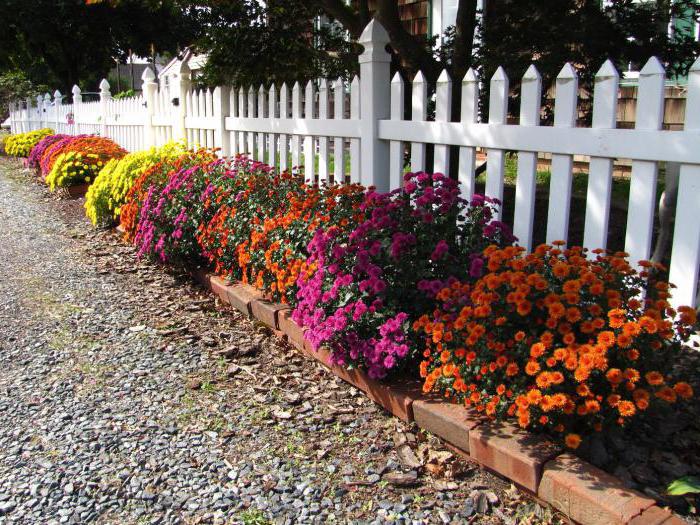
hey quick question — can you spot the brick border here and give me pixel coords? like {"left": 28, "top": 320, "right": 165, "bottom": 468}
{"left": 64, "top": 182, "right": 89, "bottom": 198}
{"left": 187, "top": 271, "right": 680, "bottom": 525}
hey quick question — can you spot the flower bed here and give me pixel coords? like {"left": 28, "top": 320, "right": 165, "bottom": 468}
{"left": 415, "top": 243, "right": 696, "bottom": 449}
{"left": 8, "top": 138, "right": 700, "bottom": 522}
{"left": 5, "top": 128, "right": 53, "bottom": 157}
{"left": 27, "top": 133, "right": 70, "bottom": 172}
{"left": 21, "top": 133, "right": 700, "bottom": 461}
{"left": 84, "top": 142, "right": 186, "bottom": 227}
{"left": 44, "top": 136, "right": 126, "bottom": 190}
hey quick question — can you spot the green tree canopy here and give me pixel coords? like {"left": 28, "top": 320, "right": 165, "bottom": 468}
{"left": 0, "top": 0, "right": 199, "bottom": 92}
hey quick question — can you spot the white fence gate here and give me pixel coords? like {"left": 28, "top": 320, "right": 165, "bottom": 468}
{"left": 8, "top": 20, "right": 700, "bottom": 309}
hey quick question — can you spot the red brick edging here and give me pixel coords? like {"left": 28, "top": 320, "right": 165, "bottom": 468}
{"left": 64, "top": 183, "right": 89, "bottom": 198}
{"left": 190, "top": 270, "right": 681, "bottom": 525}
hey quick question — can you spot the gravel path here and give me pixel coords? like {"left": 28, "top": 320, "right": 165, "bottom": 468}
{"left": 0, "top": 158, "right": 557, "bottom": 525}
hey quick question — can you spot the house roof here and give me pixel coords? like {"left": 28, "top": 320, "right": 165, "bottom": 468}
{"left": 159, "top": 48, "right": 208, "bottom": 78}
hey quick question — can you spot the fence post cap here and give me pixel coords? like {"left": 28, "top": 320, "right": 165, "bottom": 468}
{"left": 141, "top": 66, "right": 156, "bottom": 82}
{"left": 359, "top": 18, "right": 390, "bottom": 45}
{"left": 43, "top": 93, "right": 51, "bottom": 102}
{"left": 690, "top": 56, "right": 700, "bottom": 73}
{"left": 358, "top": 19, "right": 390, "bottom": 63}
{"left": 437, "top": 69, "right": 452, "bottom": 84}
{"left": 53, "top": 89, "right": 62, "bottom": 99}
{"left": 557, "top": 62, "right": 578, "bottom": 81}
{"left": 99, "top": 78, "right": 111, "bottom": 91}
{"left": 640, "top": 56, "right": 665, "bottom": 76}
{"left": 595, "top": 59, "right": 619, "bottom": 80}
{"left": 72, "top": 84, "right": 81, "bottom": 95}
{"left": 522, "top": 64, "right": 541, "bottom": 82}
{"left": 463, "top": 68, "right": 478, "bottom": 83}
{"left": 491, "top": 66, "right": 508, "bottom": 83}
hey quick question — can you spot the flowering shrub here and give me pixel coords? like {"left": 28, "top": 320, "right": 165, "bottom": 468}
{"left": 197, "top": 157, "right": 364, "bottom": 303}
{"left": 415, "top": 243, "right": 697, "bottom": 449}
{"left": 292, "top": 172, "right": 515, "bottom": 379}
{"left": 197, "top": 157, "right": 292, "bottom": 282}
{"left": 27, "top": 134, "right": 69, "bottom": 172}
{"left": 120, "top": 150, "right": 217, "bottom": 242}
{"left": 133, "top": 152, "right": 224, "bottom": 262}
{"left": 84, "top": 142, "right": 186, "bottom": 227}
{"left": 39, "top": 135, "right": 87, "bottom": 177}
{"left": 245, "top": 182, "right": 366, "bottom": 303}
{"left": 45, "top": 136, "right": 127, "bottom": 190}
{"left": 5, "top": 128, "right": 53, "bottom": 157}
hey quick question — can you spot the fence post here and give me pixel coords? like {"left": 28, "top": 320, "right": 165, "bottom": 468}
{"left": 8, "top": 101, "right": 14, "bottom": 133}
{"left": 72, "top": 85, "right": 81, "bottom": 135}
{"left": 43, "top": 94, "right": 51, "bottom": 132}
{"left": 212, "top": 85, "right": 230, "bottom": 157}
{"left": 358, "top": 19, "right": 391, "bottom": 191}
{"left": 99, "top": 79, "right": 111, "bottom": 138}
{"left": 36, "top": 95, "right": 44, "bottom": 129}
{"left": 174, "top": 61, "right": 190, "bottom": 144}
{"left": 53, "top": 90, "right": 63, "bottom": 132}
{"left": 141, "top": 67, "right": 157, "bottom": 149}
{"left": 25, "top": 97, "right": 33, "bottom": 131}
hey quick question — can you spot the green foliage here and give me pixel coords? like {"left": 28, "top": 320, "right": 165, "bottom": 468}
{"left": 194, "top": 0, "right": 359, "bottom": 87}
{"left": 0, "top": 0, "right": 199, "bottom": 92}
{"left": 84, "top": 142, "right": 186, "bottom": 227}
{"left": 113, "top": 89, "right": 136, "bottom": 100}
{"left": 668, "top": 476, "right": 700, "bottom": 496}
{"left": 0, "top": 71, "right": 48, "bottom": 121}
{"left": 475, "top": 0, "right": 700, "bottom": 121}
{"left": 4, "top": 128, "right": 53, "bottom": 157}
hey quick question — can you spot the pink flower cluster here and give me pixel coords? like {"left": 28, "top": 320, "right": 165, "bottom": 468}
{"left": 293, "top": 172, "right": 515, "bottom": 378}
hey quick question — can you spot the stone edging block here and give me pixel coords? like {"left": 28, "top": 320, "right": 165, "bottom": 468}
{"left": 469, "top": 421, "right": 563, "bottom": 492}
{"left": 65, "top": 183, "right": 89, "bottom": 198}
{"left": 538, "top": 453, "right": 656, "bottom": 524}
{"left": 412, "top": 399, "right": 482, "bottom": 453}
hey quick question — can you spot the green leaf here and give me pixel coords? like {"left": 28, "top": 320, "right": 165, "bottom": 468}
{"left": 667, "top": 476, "right": 700, "bottom": 496}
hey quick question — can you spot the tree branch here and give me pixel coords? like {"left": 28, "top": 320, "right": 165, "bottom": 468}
{"left": 374, "top": 0, "right": 440, "bottom": 80}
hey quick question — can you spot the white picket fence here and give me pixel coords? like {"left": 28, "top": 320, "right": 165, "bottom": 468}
{"left": 8, "top": 20, "right": 700, "bottom": 309}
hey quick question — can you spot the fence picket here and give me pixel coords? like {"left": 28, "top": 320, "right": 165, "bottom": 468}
{"left": 318, "top": 79, "right": 330, "bottom": 184}
{"left": 513, "top": 65, "right": 542, "bottom": 251}
{"left": 434, "top": 70, "right": 452, "bottom": 175}
{"left": 205, "top": 89, "right": 215, "bottom": 148}
{"left": 304, "top": 80, "right": 316, "bottom": 183}
{"left": 668, "top": 57, "right": 700, "bottom": 308}
{"left": 333, "top": 78, "right": 346, "bottom": 184}
{"left": 247, "top": 86, "right": 256, "bottom": 157}
{"left": 268, "top": 84, "right": 277, "bottom": 169}
{"left": 624, "top": 57, "right": 665, "bottom": 267}
{"left": 230, "top": 88, "right": 239, "bottom": 155}
{"left": 546, "top": 63, "right": 578, "bottom": 244}
{"left": 583, "top": 60, "right": 619, "bottom": 255}
{"left": 350, "top": 76, "right": 360, "bottom": 184}
{"left": 238, "top": 87, "right": 247, "bottom": 155}
{"left": 291, "top": 82, "right": 302, "bottom": 172}
{"left": 279, "top": 83, "right": 289, "bottom": 172}
{"left": 410, "top": 71, "right": 427, "bottom": 172}
{"left": 486, "top": 67, "right": 508, "bottom": 217}
{"left": 390, "top": 73, "right": 405, "bottom": 189}
{"left": 257, "top": 85, "right": 267, "bottom": 162}
{"left": 459, "top": 69, "right": 479, "bottom": 202}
